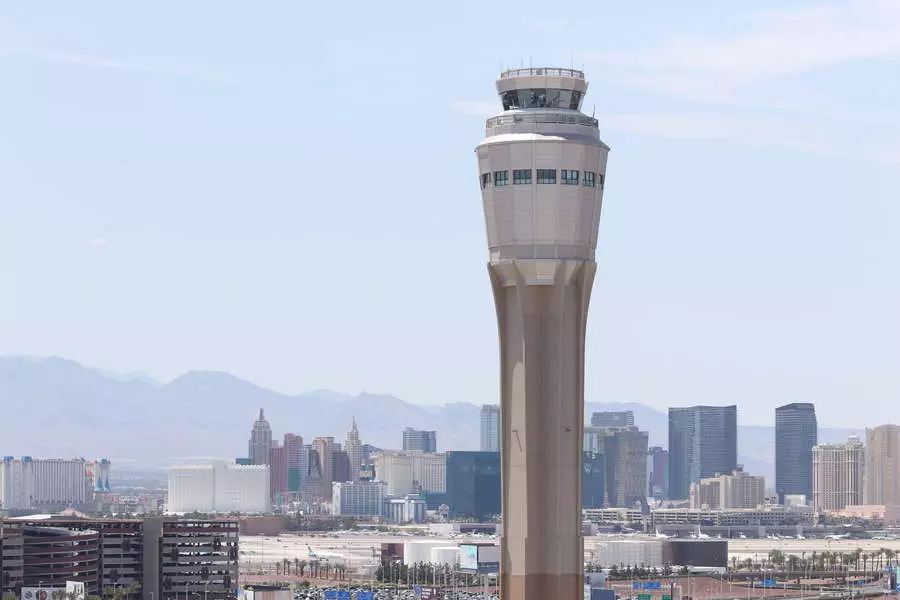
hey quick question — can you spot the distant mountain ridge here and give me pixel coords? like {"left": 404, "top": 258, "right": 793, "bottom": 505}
{"left": 0, "top": 356, "right": 864, "bottom": 482}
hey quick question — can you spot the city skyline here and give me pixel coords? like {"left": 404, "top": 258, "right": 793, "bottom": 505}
{"left": 4, "top": 2, "right": 900, "bottom": 428}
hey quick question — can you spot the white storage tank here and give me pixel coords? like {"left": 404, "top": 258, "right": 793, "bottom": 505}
{"left": 403, "top": 541, "right": 447, "bottom": 565}
{"left": 430, "top": 546, "right": 460, "bottom": 566}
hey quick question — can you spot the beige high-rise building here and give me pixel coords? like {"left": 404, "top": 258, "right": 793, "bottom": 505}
{"left": 372, "top": 451, "right": 446, "bottom": 496}
{"left": 691, "top": 478, "right": 720, "bottom": 509}
{"left": 583, "top": 426, "right": 648, "bottom": 507}
{"left": 721, "top": 467, "right": 765, "bottom": 509}
{"left": 865, "top": 425, "right": 900, "bottom": 505}
{"left": 477, "top": 67, "right": 609, "bottom": 600}
{"left": 345, "top": 418, "right": 363, "bottom": 476}
{"left": 691, "top": 467, "right": 764, "bottom": 509}
{"left": 312, "top": 436, "right": 340, "bottom": 502}
{"left": 812, "top": 436, "right": 865, "bottom": 511}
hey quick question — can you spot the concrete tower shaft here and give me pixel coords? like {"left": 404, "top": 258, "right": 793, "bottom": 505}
{"left": 477, "top": 67, "right": 609, "bottom": 600}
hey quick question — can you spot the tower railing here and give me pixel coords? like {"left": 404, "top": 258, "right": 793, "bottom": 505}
{"left": 486, "top": 112, "right": 598, "bottom": 128}
{"left": 499, "top": 67, "right": 585, "bottom": 79}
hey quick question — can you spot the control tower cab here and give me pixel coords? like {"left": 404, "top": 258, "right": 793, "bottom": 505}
{"left": 477, "top": 68, "right": 609, "bottom": 265}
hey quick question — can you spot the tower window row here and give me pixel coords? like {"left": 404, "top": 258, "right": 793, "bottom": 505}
{"left": 480, "top": 169, "right": 604, "bottom": 188}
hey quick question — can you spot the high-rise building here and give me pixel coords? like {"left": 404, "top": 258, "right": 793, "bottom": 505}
{"left": 668, "top": 405, "right": 738, "bottom": 500}
{"left": 301, "top": 447, "right": 323, "bottom": 500}
{"left": 268, "top": 442, "right": 288, "bottom": 503}
{"left": 1, "top": 457, "right": 107, "bottom": 510}
{"left": 813, "top": 436, "right": 865, "bottom": 511}
{"left": 775, "top": 403, "right": 817, "bottom": 504}
{"left": 445, "top": 451, "right": 501, "bottom": 519}
{"left": 591, "top": 411, "right": 634, "bottom": 428}
{"left": 248, "top": 408, "right": 272, "bottom": 466}
{"left": 480, "top": 405, "right": 501, "bottom": 452}
{"left": 372, "top": 451, "right": 446, "bottom": 496}
{"left": 582, "top": 426, "right": 648, "bottom": 507}
{"left": 648, "top": 446, "right": 669, "bottom": 498}
{"left": 692, "top": 466, "right": 764, "bottom": 509}
{"left": 332, "top": 481, "right": 387, "bottom": 517}
{"left": 581, "top": 452, "right": 605, "bottom": 509}
{"left": 477, "top": 66, "right": 609, "bottom": 600}
{"left": 601, "top": 427, "right": 649, "bottom": 508}
{"left": 312, "top": 436, "right": 339, "bottom": 501}
{"left": 167, "top": 461, "right": 269, "bottom": 513}
{"left": 865, "top": 424, "right": 900, "bottom": 505}
{"left": 402, "top": 428, "right": 437, "bottom": 453}
{"left": 345, "top": 418, "right": 363, "bottom": 476}
{"left": 332, "top": 450, "right": 351, "bottom": 484}
{"left": 283, "top": 433, "right": 304, "bottom": 493}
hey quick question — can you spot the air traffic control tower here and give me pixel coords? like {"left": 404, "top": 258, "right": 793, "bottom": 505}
{"left": 476, "top": 68, "right": 610, "bottom": 600}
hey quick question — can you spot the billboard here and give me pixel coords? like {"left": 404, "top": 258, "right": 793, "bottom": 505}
{"left": 458, "top": 543, "right": 499, "bottom": 574}
{"left": 459, "top": 544, "right": 479, "bottom": 571}
{"left": 21, "top": 589, "right": 64, "bottom": 600}
{"left": 66, "top": 582, "right": 86, "bottom": 600}
{"left": 477, "top": 544, "right": 500, "bottom": 572}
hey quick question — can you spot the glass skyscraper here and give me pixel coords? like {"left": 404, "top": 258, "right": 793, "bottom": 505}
{"left": 668, "top": 405, "right": 737, "bottom": 500}
{"left": 402, "top": 428, "right": 437, "bottom": 453}
{"left": 775, "top": 403, "right": 817, "bottom": 504}
{"left": 445, "top": 451, "right": 501, "bottom": 519}
{"left": 480, "top": 404, "right": 500, "bottom": 452}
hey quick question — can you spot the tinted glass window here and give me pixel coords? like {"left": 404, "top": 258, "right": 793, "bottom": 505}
{"left": 561, "top": 170, "right": 579, "bottom": 185}
{"left": 502, "top": 89, "right": 581, "bottom": 110}
{"left": 513, "top": 169, "right": 532, "bottom": 184}
{"left": 494, "top": 171, "right": 509, "bottom": 186}
{"left": 583, "top": 172, "right": 596, "bottom": 187}
{"left": 569, "top": 90, "right": 582, "bottom": 109}
{"left": 481, "top": 173, "right": 491, "bottom": 189}
{"left": 536, "top": 169, "right": 556, "bottom": 184}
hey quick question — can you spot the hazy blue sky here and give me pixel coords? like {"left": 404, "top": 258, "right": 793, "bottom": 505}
{"left": 2, "top": 1, "right": 899, "bottom": 427}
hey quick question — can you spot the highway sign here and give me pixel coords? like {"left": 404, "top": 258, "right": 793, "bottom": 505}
{"left": 633, "top": 582, "right": 661, "bottom": 590}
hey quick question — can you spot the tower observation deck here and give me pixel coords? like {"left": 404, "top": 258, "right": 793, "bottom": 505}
{"left": 476, "top": 68, "right": 610, "bottom": 600}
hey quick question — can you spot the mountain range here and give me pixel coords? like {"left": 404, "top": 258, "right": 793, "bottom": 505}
{"left": 0, "top": 356, "right": 865, "bottom": 483}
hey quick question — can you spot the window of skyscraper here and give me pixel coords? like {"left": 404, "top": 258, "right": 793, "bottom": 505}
{"left": 536, "top": 169, "right": 556, "bottom": 184}
{"left": 481, "top": 173, "right": 491, "bottom": 188}
{"left": 583, "top": 171, "right": 596, "bottom": 187}
{"left": 513, "top": 169, "right": 532, "bottom": 184}
{"left": 493, "top": 170, "right": 508, "bottom": 186}
{"left": 561, "top": 170, "right": 579, "bottom": 185}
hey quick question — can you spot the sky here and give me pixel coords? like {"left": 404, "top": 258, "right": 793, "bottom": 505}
{"left": 2, "top": 1, "right": 899, "bottom": 428}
